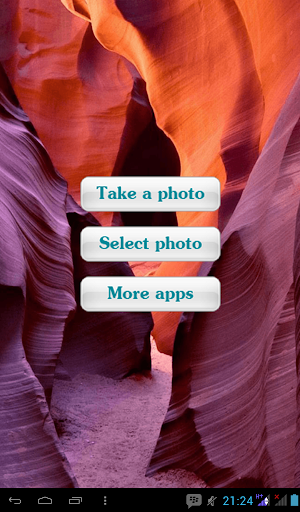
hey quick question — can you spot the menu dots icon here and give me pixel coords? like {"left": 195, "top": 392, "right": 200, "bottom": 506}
{"left": 104, "top": 496, "right": 107, "bottom": 506}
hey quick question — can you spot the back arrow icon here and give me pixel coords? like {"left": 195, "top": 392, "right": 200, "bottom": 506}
{"left": 9, "top": 498, "right": 21, "bottom": 504}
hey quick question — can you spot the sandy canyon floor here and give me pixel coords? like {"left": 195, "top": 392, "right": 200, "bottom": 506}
{"left": 51, "top": 338, "right": 207, "bottom": 488}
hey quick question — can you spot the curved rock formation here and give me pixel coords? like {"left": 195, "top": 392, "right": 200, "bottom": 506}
{"left": 1, "top": 0, "right": 300, "bottom": 489}
{"left": 5, "top": 0, "right": 299, "bottom": 353}
{"left": 147, "top": 76, "right": 300, "bottom": 486}
{"left": 59, "top": 0, "right": 300, "bottom": 488}
{"left": 0, "top": 62, "right": 77, "bottom": 487}
{"left": 0, "top": 52, "right": 152, "bottom": 488}
{"left": 61, "top": 194, "right": 152, "bottom": 380}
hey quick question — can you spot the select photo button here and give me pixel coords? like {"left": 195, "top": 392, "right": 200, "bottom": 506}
{"left": 80, "top": 226, "right": 220, "bottom": 262}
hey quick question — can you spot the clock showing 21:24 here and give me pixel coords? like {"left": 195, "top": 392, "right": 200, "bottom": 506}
{"left": 223, "top": 496, "right": 254, "bottom": 506}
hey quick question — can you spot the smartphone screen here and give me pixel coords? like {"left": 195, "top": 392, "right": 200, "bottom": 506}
{"left": 1, "top": 0, "right": 300, "bottom": 505}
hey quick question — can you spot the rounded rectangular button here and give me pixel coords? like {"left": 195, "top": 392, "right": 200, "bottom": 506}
{"left": 80, "top": 276, "right": 220, "bottom": 312}
{"left": 81, "top": 226, "right": 220, "bottom": 261}
{"left": 81, "top": 176, "right": 220, "bottom": 211}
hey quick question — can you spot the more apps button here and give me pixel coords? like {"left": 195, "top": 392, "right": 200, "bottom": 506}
{"left": 80, "top": 276, "right": 220, "bottom": 312}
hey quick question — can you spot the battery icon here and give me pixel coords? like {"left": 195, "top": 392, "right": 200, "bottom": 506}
{"left": 291, "top": 494, "right": 299, "bottom": 506}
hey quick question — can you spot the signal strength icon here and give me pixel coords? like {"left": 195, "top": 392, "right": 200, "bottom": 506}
{"left": 275, "top": 495, "right": 287, "bottom": 506}
{"left": 258, "top": 495, "right": 270, "bottom": 506}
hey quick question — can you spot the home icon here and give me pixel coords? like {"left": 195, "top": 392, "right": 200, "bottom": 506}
{"left": 38, "top": 497, "right": 52, "bottom": 505}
